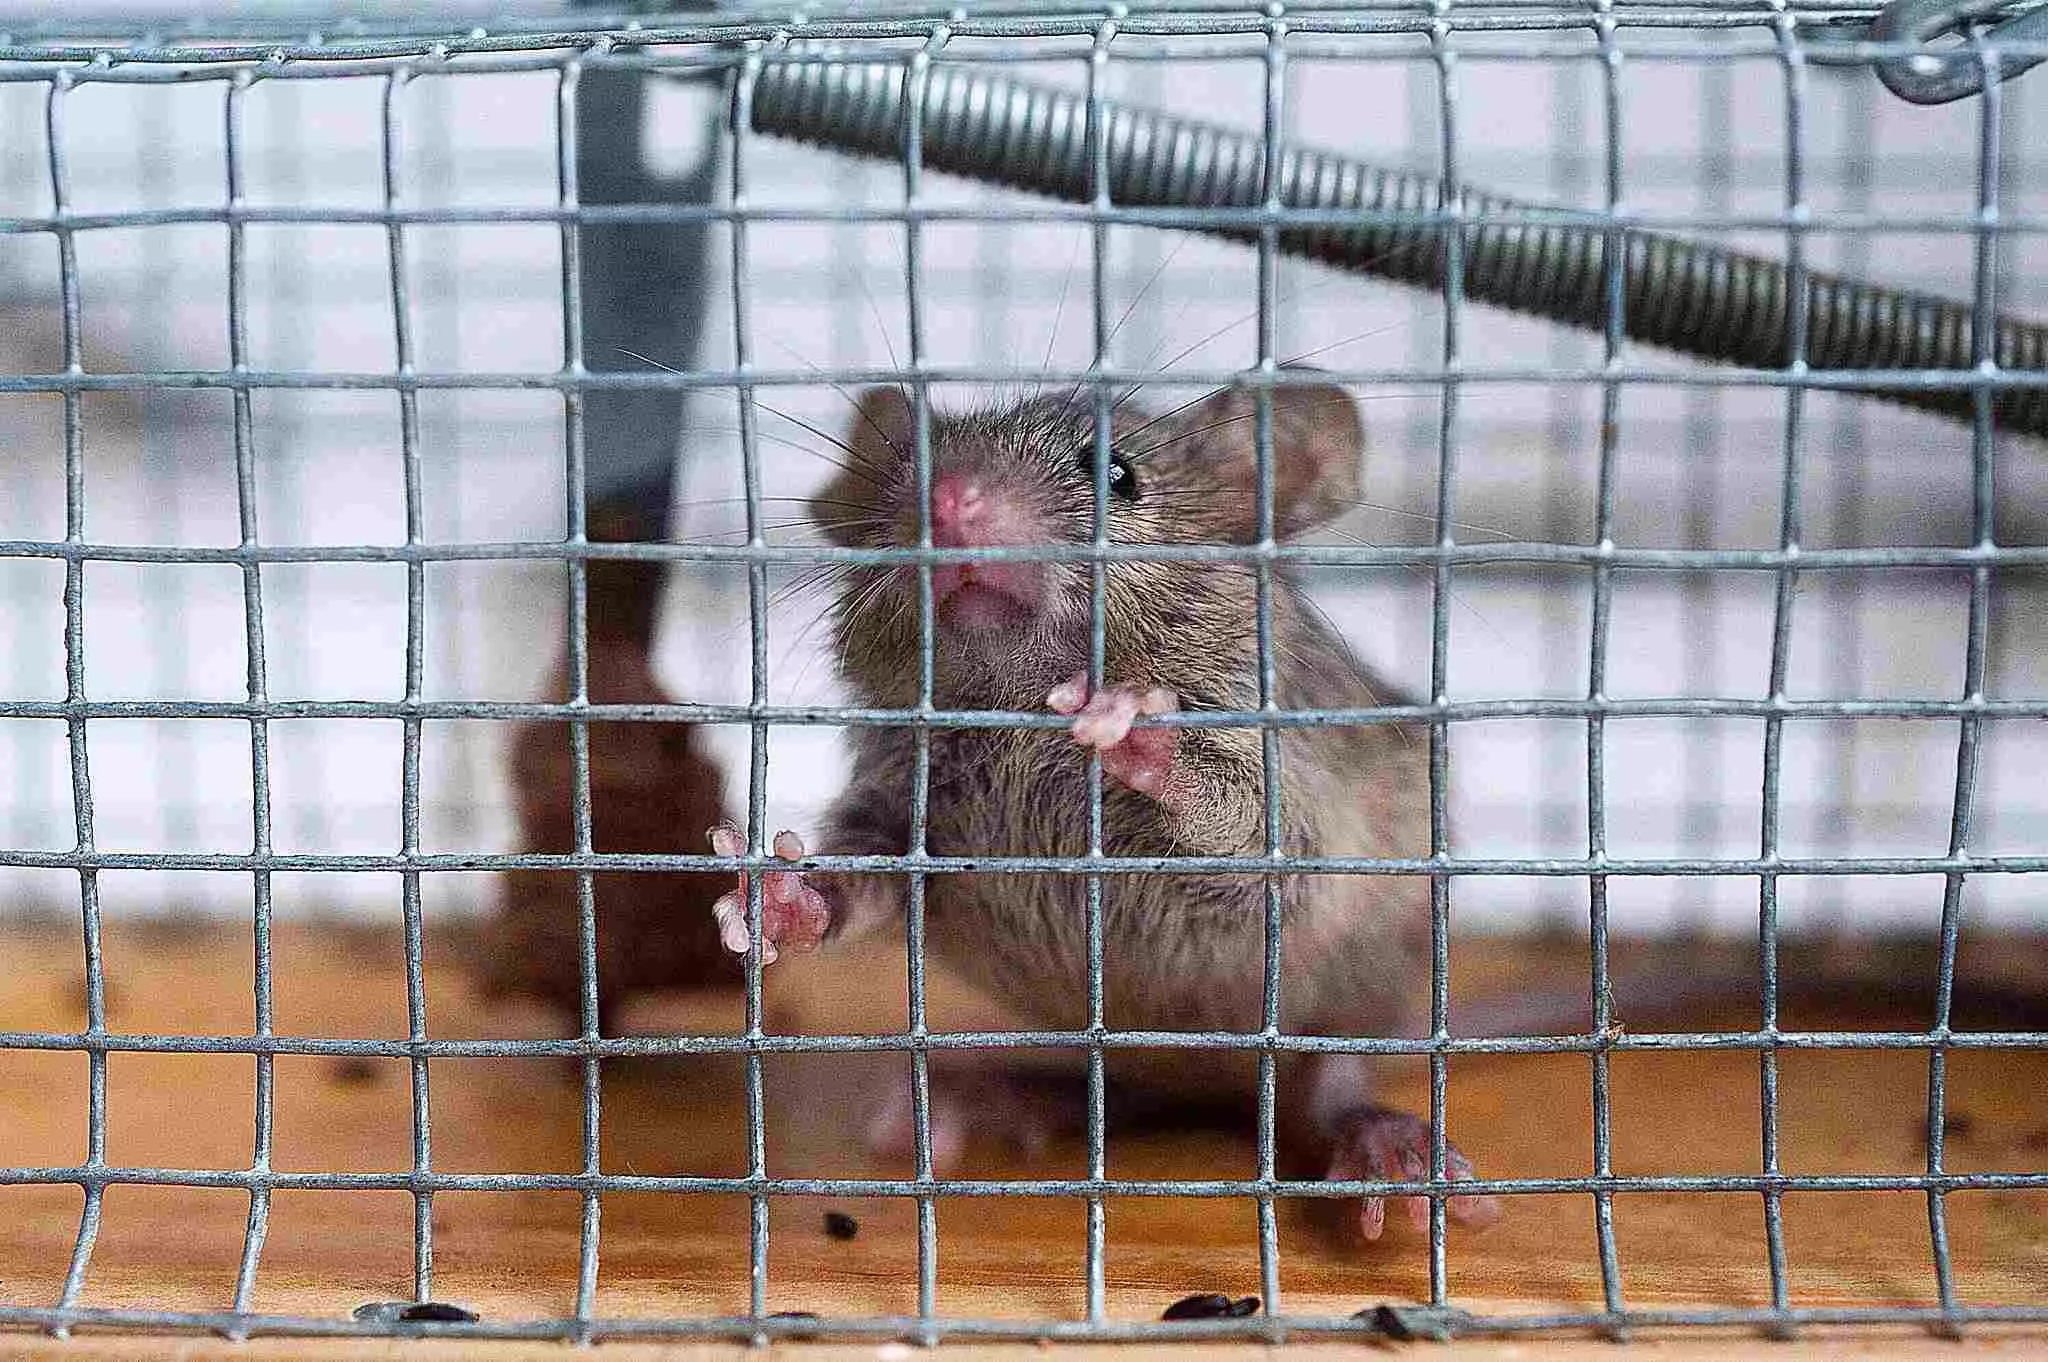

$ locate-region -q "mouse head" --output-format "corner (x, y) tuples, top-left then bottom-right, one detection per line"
(809, 376), (1364, 683)
(809, 375), (1363, 550)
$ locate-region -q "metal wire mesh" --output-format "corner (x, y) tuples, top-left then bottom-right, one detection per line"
(0, 0), (2044, 1346)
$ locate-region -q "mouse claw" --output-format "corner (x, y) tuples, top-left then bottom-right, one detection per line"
(1359, 1191), (1387, 1242)
(711, 893), (752, 956)
(1447, 1164), (1502, 1231)
(712, 889), (775, 964)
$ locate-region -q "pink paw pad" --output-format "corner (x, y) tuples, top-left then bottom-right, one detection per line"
(707, 822), (833, 964)
(1049, 673), (1182, 800)
(1327, 1107), (1500, 1242)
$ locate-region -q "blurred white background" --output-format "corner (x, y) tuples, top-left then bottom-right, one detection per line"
(0, 9), (2042, 935)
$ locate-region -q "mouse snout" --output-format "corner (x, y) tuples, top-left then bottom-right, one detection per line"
(929, 470), (1047, 550)
(931, 472), (996, 547)
(923, 472), (1049, 628)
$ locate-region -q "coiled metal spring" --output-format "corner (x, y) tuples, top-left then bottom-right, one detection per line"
(750, 53), (2048, 438)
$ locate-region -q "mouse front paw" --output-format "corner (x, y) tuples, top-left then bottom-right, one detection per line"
(1049, 673), (1182, 801)
(707, 822), (833, 964)
(1326, 1106), (1499, 1243)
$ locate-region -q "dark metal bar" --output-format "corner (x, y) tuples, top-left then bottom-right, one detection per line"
(1754, 10), (1814, 1326)
(11, 199), (2048, 235)
(7, 536), (2048, 572)
(0, 357), (2045, 393)
(6, 6), (2048, 68)
(0, 357), (2043, 394)
(9, 694), (2048, 723)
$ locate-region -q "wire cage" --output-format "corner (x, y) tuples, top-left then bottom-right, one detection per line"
(0, 0), (2044, 1348)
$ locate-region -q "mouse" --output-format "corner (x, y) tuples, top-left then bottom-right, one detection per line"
(707, 374), (1495, 1242)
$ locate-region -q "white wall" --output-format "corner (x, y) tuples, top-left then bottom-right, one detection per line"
(0, 21), (2042, 935)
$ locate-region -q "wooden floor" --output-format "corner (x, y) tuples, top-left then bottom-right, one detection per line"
(0, 918), (2043, 1359)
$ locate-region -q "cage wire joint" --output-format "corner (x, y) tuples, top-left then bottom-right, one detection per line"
(1868, 0), (2048, 101)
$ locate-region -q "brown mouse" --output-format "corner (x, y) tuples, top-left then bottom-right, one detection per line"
(708, 376), (1494, 1241)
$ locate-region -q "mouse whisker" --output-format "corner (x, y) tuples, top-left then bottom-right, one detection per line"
(770, 583), (867, 642)
(1309, 523), (1516, 659)
(1272, 318), (1411, 370)
(1317, 498), (1520, 542)
(683, 516), (825, 536)
(848, 269), (916, 423)
(1106, 233), (1460, 421)
(780, 591), (860, 667)
(836, 564), (904, 631)
(1112, 294), (1417, 425)
(618, 346), (886, 479)
(681, 519), (838, 545)
(683, 405), (888, 489)
(768, 568), (849, 614)
(751, 566), (886, 682)
(749, 330), (909, 464)
(750, 398), (892, 487)
(677, 494), (876, 513)
(1112, 383), (1229, 451)
(1103, 487), (1243, 503)
(804, 498), (891, 517)
(1054, 232), (1203, 422)
(675, 422), (891, 480)
(1033, 230), (1090, 404)
(1109, 279), (1331, 417)
(1286, 592), (1390, 710)
(1106, 232), (1200, 360)
(1121, 394), (1361, 463)
(1106, 268), (1210, 415)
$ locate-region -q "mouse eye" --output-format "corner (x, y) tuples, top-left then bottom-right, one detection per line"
(1076, 447), (1141, 504)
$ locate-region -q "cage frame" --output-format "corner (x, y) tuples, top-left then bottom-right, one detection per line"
(0, 0), (2043, 1347)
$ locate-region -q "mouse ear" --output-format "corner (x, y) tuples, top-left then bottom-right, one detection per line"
(811, 386), (912, 547)
(1150, 376), (1362, 538)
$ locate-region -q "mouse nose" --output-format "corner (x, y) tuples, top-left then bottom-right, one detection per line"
(930, 473), (987, 546)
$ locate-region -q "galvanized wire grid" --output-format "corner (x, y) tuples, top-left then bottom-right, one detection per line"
(0, 0), (2044, 1346)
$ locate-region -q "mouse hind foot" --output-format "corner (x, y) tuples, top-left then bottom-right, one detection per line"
(864, 1064), (1086, 1173)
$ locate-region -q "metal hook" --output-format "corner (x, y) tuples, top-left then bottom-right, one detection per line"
(1870, 0), (2048, 103)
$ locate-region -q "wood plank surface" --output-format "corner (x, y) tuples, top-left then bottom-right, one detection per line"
(0, 918), (2043, 1359)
